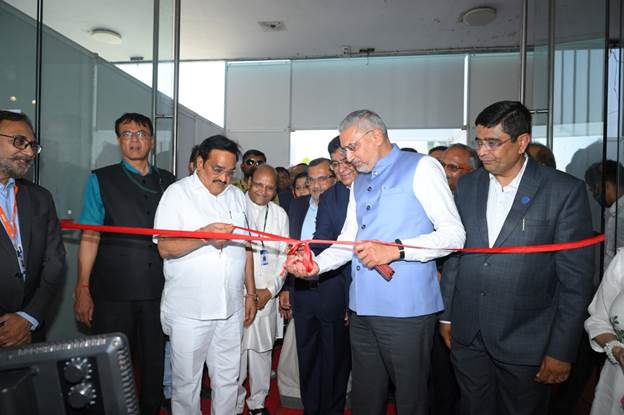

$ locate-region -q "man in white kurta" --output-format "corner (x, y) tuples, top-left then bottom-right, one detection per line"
(154, 136), (257, 415)
(237, 165), (289, 415)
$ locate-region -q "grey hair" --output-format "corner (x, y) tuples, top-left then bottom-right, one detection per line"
(447, 143), (481, 170)
(339, 109), (388, 137)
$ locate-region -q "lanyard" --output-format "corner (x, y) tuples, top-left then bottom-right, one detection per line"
(0, 185), (19, 242)
(260, 205), (269, 249)
(121, 162), (164, 194)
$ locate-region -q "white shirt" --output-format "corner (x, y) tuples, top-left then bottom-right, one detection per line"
(153, 172), (248, 320)
(243, 194), (289, 351)
(486, 157), (528, 247)
(245, 193), (288, 298)
(316, 156), (465, 273)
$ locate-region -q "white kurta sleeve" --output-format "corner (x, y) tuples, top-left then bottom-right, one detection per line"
(152, 184), (184, 244)
(269, 211), (289, 297)
(402, 157), (465, 262)
(585, 249), (624, 352)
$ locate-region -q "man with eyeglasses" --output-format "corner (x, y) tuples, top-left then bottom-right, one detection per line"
(431, 142), (481, 415)
(0, 110), (65, 348)
(153, 135), (257, 415)
(286, 110), (465, 415)
(233, 149), (266, 193)
(74, 112), (176, 415)
(307, 136), (358, 413)
(440, 143), (481, 193)
(439, 101), (594, 415)
(283, 157), (350, 414)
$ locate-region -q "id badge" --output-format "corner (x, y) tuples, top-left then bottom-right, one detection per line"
(260, 248), (269, 266)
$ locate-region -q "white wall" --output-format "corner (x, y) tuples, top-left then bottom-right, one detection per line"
(225, 55), (466, 167)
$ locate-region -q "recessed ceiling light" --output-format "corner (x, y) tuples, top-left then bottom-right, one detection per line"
(460, 7), (497, 27)
(91, 28), (123, 45)
(258, 21), (286, 32)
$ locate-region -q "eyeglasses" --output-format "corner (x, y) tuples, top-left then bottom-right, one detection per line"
(210, 164), (236, 178)
(473, 137), (513, 150)
(329, 160), (351, 171)
(340, 130), (373, 153)
(119, 130), (151, 140)
(0, 133), (42, 154)
(306, 175), (335, 185)
(245, 158), (265, 167)
(441, 162), (469, 173)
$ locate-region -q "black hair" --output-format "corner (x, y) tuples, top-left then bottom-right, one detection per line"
(276, 166), (289, 176)
(308, 157), (331, 168)
(428, 145), (448, 155)
(475, 101), (532, 141)
(585, 160), (624, 190)
(196, 135), (241, 162)
(401, 147), (418, 153)
(327, 136), (341, 155)
(114, 113), (154, 137)
(294, 172), (308, 183)
(0, 110), (34, 132)
(242, 149), (266, 161)
(527, 143), (556, 169)
(189, 145), (200, 164)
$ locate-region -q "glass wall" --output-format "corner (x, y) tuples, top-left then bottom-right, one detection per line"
(552, 1), (607, 277)
(0, 0), (614, 341)
(0, 0), (180, 340)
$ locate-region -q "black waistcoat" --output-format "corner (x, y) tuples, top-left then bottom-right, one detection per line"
(91, 163), (176, 301)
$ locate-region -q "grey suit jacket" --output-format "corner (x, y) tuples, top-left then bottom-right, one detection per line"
(440, 158), (594, 365)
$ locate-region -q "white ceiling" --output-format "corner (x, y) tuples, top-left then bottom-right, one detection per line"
(7, 0), (606, 63)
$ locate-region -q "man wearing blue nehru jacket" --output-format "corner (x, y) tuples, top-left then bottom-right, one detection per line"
(286, 109), (465, 414)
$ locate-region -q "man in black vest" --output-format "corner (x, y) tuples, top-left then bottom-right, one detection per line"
(73, 113), (176, 415)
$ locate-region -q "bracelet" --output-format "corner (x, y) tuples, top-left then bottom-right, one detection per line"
(395, 239), (405, 260)
(78, 284), (90, 289)
(245, 293), (259, 302)
(604, 340), (624, 365)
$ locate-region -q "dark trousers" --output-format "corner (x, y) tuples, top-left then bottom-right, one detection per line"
(429, 322), (460, 415)
(92, 298), (165, 415)
(451, 333), (550, 415)
(350, 312), (435, 415)
(293, 292), (350, 415)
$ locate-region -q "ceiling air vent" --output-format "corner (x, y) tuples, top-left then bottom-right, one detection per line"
(258, 21), (286, 32)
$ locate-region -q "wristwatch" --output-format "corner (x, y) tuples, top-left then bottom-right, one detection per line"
(395, 239), (405, 260)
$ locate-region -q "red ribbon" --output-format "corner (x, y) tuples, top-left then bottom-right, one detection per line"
(60, 220), (604, 278)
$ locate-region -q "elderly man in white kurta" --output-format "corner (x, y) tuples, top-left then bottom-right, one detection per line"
(154, 135), (257, 415)
(237, 165), (289, 415)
